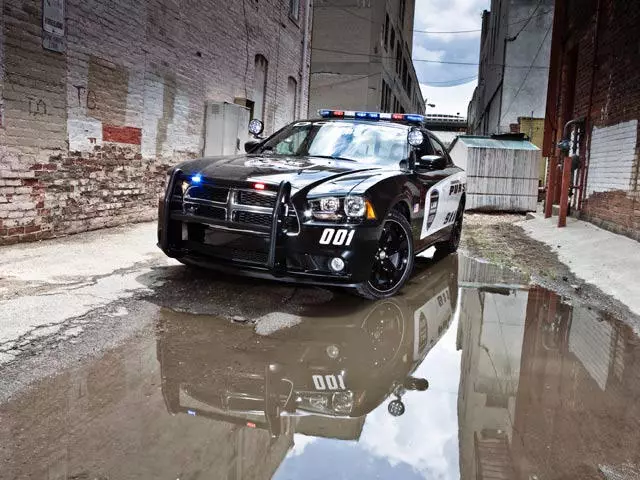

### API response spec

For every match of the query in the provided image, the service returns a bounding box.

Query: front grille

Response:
[236,190,276,208]
[183,203,225,220]
[226,248,268,264]
[173,176,300,242]
[186,185,229,203]
[236,211,272,228]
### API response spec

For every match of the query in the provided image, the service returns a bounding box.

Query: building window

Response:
[286,77,298,124]
[402,59,408,89]
[384,13,389,50]
[396,40,402,74]
[390,27,395,51]
[289,0,300,22]
[253,55,268,121]
[399,0,406,27]
[381,79,392,112]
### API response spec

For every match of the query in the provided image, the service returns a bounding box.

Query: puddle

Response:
[1,254,639,479]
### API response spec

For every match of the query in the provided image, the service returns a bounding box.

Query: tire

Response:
[435,200,464,257]
[355,209,415,300]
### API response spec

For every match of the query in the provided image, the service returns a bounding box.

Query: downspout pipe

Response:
[300,0,312,118]
[557,117,585,227]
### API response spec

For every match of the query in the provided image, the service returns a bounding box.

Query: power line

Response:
[312,46,550,69]
[500,24,552,122]
[316,3,552,35]
[507,0,543,41]
[417,9,552,34]
[425,75,478,85]
[310,72,477,89]
[309,71,381,90]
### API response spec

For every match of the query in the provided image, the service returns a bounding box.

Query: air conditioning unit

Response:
[203,102,250,157]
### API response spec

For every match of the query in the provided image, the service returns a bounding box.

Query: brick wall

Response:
[0,0,312,245]
[548,0,640,240]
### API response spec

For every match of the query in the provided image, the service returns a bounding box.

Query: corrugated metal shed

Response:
[451,136,539,150]
[450,135,541,212]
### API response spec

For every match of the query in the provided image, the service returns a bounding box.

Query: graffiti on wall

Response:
[74,85,98,110]
[27,96,48,116]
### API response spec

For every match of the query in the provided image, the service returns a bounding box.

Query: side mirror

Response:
[248,119,264,137]
[244,139,262,153]
[417,155,446,171]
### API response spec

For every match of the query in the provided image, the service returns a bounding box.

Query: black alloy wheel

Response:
[356,210,415,299]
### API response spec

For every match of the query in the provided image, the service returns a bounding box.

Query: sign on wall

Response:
[42,0,66,52]
[43,0,65,35]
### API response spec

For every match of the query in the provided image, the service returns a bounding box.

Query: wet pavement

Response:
[1,253,640,479]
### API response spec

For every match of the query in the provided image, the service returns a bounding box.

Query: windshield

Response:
[258,120,410,166]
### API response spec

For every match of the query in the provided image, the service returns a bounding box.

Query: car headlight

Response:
[344,196,365,217]
[309,196,343,221]
[296,391,355,415]
[308,195,374,221]
[320,197,340,212]
[332,391,354,414]
[297,393,332,414]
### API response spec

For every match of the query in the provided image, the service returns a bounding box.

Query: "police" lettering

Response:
[449,183,466,195]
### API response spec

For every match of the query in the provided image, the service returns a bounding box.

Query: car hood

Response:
[176,154,398,195]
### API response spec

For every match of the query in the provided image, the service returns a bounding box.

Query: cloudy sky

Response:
[413,0,490,115]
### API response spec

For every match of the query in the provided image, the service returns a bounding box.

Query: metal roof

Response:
[449,135,540,151]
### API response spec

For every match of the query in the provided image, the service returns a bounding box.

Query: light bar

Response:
[318,110,424,124]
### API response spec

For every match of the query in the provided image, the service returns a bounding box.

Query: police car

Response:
[158,110,466,299]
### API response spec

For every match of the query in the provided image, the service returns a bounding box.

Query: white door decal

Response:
[420,171,466,239]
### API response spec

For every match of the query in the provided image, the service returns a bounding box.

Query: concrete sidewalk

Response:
[0,222,172,364]
[522,214,640,317]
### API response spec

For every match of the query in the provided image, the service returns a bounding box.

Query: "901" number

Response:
[319,228,355,246]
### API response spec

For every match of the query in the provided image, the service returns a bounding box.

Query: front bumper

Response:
[158,176,382,287]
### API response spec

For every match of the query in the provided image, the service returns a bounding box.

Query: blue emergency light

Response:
[318,110,424,124]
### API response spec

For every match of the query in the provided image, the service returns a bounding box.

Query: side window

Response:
[417,131,435,157]
[430,136,445,156]
[429,135,453,165]
[272,128,311,155]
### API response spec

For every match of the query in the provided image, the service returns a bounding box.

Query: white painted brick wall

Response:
[4,0,312,159]
[587,120,638,195]
[1,0,313,243]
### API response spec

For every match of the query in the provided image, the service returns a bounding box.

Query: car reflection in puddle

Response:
[156,254,459,445]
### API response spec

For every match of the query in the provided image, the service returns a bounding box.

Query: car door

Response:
[414,133,464,247]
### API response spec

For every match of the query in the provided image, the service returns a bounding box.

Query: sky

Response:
[274,314,464,480]
[413,0,490,116]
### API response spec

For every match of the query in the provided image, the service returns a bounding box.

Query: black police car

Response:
[158,110,466,299]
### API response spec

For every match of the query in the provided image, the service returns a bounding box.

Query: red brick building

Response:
[543,0,640,240]
[0,0,312,245]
